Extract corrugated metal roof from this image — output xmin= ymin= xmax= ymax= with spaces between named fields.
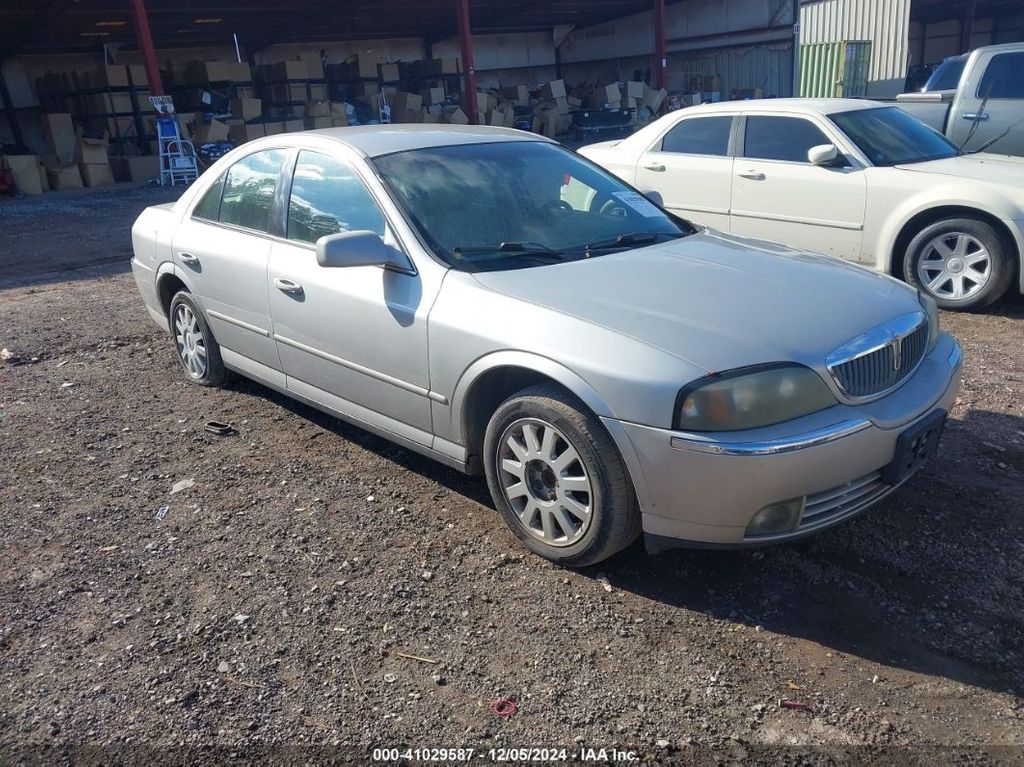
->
xmin=799 ymin=0 xmax=911 ymax=85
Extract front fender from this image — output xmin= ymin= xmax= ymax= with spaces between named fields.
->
xmin=447 ymin=350 xmax=614 ymax=446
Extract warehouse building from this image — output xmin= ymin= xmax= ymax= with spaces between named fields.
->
xmin=0 ymin=0 xmax=805 ymax=195
xmin=799 ymin=0 xmax=1024 ymax=98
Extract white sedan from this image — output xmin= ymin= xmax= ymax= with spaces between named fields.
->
xmin=579 ymin=98 xmax=1024 ymax=310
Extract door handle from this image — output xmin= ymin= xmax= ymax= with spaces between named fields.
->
xmin=179 ymin=252 xmax=200 ymax=266
xmin=738 ymin=171 xmax=766 ymax=180
xmin=643 ymin=163 xmax=667 ymax=172
xmin=273 ymin=278 xmax=303 ymax=295
xmin=962 ymin=112 xmax=989 ymax=121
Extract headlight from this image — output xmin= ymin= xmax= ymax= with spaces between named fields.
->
xmin=917 ymin=290 xmax=940 ymax=351
xmin=675 ymin=364 xmax=836 ymax=432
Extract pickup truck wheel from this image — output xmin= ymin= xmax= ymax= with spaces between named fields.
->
xmin=483 ymin=384 xmax=641 ymax=567
xmin=168 ymin=291 xmax=230 ymax=387
xmin=904 ymin=217 xmax=1013 ymax=310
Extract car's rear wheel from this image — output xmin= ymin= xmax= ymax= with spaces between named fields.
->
xmin=904 ymin=217 xmax=1014 ymax=311
xmin=168 ymin=291 xmax=230 ymax=387
xmin=483 ymin=384 xmax=641 ymax=567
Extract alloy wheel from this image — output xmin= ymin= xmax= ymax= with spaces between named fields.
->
xmin=917 ymin=232 xmax=991 ymax=301
xmin=173 ymin=304 xmax=208 ymax=379
xmin=497 ymin=418 xmax=593 ymax=547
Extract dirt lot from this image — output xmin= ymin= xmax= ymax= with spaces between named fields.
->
xmin=1 ymin=186 xmax=1023 ymax=762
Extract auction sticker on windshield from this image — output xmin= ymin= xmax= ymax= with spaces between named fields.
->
xmin=612 ymin=191 xmax=664 ymax=217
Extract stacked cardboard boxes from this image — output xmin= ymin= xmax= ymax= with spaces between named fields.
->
xmin=75 ymin=136 xmax=114 ymax=187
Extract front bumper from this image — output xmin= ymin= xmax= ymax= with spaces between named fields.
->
xmin=603 ymin=333 xmax=963 ymax=549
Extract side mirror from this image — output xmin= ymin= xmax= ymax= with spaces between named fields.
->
xmin=808 ymin=143 xmax=841 ymax=166
xmin=316 ymin=230 xmax=412 ymax=271
xmin=642 ymin=190 xmax=664 ymax=207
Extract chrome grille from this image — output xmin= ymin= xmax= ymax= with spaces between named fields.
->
xmin=798 ymin=470 xmax=893 ymax=532
xmin=828 ymin=317 xmax=929 ymax=399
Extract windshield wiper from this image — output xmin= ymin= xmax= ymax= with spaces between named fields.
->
xmin=453 ymin=241 xmax=566 ymax=260
xmin=581 ymin=231 xmax=688 ymax=255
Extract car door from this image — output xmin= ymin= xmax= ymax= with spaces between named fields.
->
xmin=949 ymin=50 xmax=1024 ymax=156
xmin=633 ymin=114 xmax=735 ymax=230
xmin=267 ymin=149 xmax=435 ymax=444
xmin=171 ymin=148 xmax=289 ymax=374
xmin=730 ymin=114 xmax=868 ymax=262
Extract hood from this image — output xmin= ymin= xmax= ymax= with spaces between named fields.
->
xmin=472 ymin=230 xmax=922 ymax=374
xmin=895 ymin=153 xmax=1024 ymax=187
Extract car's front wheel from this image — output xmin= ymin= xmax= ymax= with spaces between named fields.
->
xmin=904 ymin=217 xmax=1014 ymax=311
xmin=168 ymin=291 xmax=230 ymax=386
xmin=483 ymin=384 xmax=641 ymax=567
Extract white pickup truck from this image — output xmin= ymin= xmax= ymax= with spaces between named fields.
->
xmin=896 ymin=43 xmax=1024 ymax=157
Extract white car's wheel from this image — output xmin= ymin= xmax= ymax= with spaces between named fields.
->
xmin=483 ymin=384 xmax=641 ymax=567
xmin=168 ymin=292 xmax=231 ymax=387
xmin=904 ymin=217 xmax=1014 ymax=311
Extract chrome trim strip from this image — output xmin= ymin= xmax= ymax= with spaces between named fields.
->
xmin=669 ymin=418 xmax=872 ymax=456
xmin=947 ymin=340 xmax=962 ymax=369
xmin=667 ymin=203 xmax=730 ymax=216
xmin=272 ymin=333 xmax=448 ymax=404
xmin=206 ymin=310 xmax=272 ymax=338
xmin=730 ymin=209 xmax=863 ymax=231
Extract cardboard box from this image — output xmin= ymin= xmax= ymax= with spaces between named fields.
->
xmin=379 ymin=62 xmax=400 ymax=82
xmin=175 ymin=113 xmax=196 ymax=139
xmin=501 ymin=85 xmax=530 ymax=105
xmin=234 ymin=121 xmax=266 ymax=142
xmin=79 ymin=162 xmax=114 ymax=187
xmin=3 ymin=155 xmax=44 ymax=195
xmin=100 ymin=64 xmax=129 ymax=88
xmin=228 ymin=61 xmax=252 ymax=82
xmin=264 ymin=121 xmax=284 ymax=136
xmin=283 ymin=118 xmax=304 ymax=132
xmin=429 ymin=57 xmax=460 ymax=75
xmin=554 ymin=97 xmax=570 ymax=115
xmin=275 ymin=60 xmax=308 ymax=81
xmin=421 ymin=86 xmax=446 ymax=105
xmin=231 ymin=97 xmax=262 ymax=121
xmin=309 ymin=83 xmax=327 ymax=100
xmin=301 ymin=54 xmax=324 ymax=79
xmin=348 ymin=54 xmax=380 ymax=80
xmin=626 ymin=81 xmax=645 ymax=99
xmin=307 ymin=115 xmax=333 ymax=129
xmin=443 ymin=107 xmax=469 ymax=125
xmin=46 ymin=164 xmax=83 ymax=190
xmin=42 ymin=113 xmax=75 ymax=164
xmin=421 ymin=105 xmax=444 ymax=123
xmin=128 ymin=64 xmax=148 ymax=86
xmin=602 ymin=83 xmax=622 ymax=103
xmin=306 ymin=99 xmax=331 ymax=117
xmin=539 ymin=80 xmax=566 ymax=100
xmin=391 ymin=92 xmax=422 ymax=115
xmin=111 ymin=155 xmax=159 ymax=182
xmin=194 ymin=119 xmax=230 ymax=144
xmin=204 ymin=61 xmax=232 ymax=82
xmin=75 ymin=136 xmax=109 ymax=165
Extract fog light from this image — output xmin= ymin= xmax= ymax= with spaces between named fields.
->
xmin=746 ymin=498 xmax=805 ymax=537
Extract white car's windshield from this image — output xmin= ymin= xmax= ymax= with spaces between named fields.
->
xmin=829 ymin=107 xmax=959 ymax=166
xmin=373 ymin=141 xmax=693 ymax=272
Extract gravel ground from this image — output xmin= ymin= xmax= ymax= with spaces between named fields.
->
xmin=1 ymin=187 xmax=1023 ymax=763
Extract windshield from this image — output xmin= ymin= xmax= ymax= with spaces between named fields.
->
xmin=829 ymin=107 xmax=959 ymax=166
xmin=372 ymin=141 xmax=693 ymax=272
xmin=923 ymin=57 xmax=966 ymax=92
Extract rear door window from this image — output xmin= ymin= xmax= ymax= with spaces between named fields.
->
xmin=743 ymin=116 xmax=832 ymax=163
xmin=660 ymin=116 xmax=733 ymax=156
xmin=977 ymin=52 xmax=1024 ymax=99
xmin=218 ymin=149 xmax=289 ymax=233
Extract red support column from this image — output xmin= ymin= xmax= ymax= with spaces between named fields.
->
xmin=129 ymin=0 xmax=164 ymax=96
xmin=653 ymin=0 xmax=667 ymax=92
xmin=457 ymin=0 xmax=478 ymax=124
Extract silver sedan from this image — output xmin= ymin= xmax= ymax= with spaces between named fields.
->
xmin=130 ymin=126 xmax=962 ymax=566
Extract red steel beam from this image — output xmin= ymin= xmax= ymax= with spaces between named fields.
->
xmin=456 ymin=0 xmax=478 ymax=124
xmin=653 ymin=0 xmax=667 ymax=91
xmin=129 ymin=0 xmax=164 ymax=96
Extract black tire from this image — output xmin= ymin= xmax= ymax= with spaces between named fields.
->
xmin=903 ymin=217 xmax=1015 ymax=311
xmin=483 ymin=384 xmax=641 ymax=567
xmin=168 ymin=291 xmax=231 ymax=387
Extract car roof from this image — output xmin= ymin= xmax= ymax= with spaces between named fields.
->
xmin=682 ymin=98 xmax=889 ymax=116
xmin=303 ymin=124 xmax=550 ymax=158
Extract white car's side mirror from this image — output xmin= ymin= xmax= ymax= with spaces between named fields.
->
xmin=808 ymin=143 xmax=840 ymax=166
xmin=316 ymin=230 xmax=413 ymax=272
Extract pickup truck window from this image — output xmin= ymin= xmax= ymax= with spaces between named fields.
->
xmin=977 ymin=52 xmax=1024 ymax=99
xmin=829 ymin=107 xmax=957 ymax=166
xmin=924 ymin=57 xmax=966 ymax=92
xmin=744 ymin=116 xmax=831 ymax=163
